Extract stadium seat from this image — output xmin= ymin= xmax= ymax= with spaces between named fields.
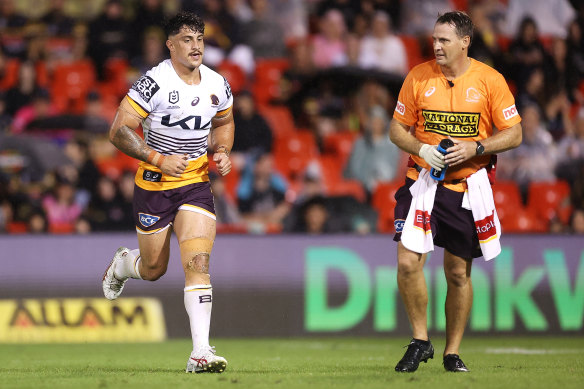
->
xmin=501 ymin=208 xmax=547 ymax=233
xmin=327 ymin=179 xmax=367 ymax=203
xmin=102 ymin=58 xmax=130 ymax=99
xmin=217 ymin=60 xmax=247 ymax=96
xmin=322 ymin=131 xmax=358 ymax=167
xmin=492 ymin=180 xmax=523 ymax=226
xmin=252 ymin=58 xmax=289 ymax=105
xmin=317 ymin=155 xmax=343 ymax=190
xmin=0 ymin=58 xmax=20 ymax=90
xmin=526 ymin=180 xmax=572 ymax=224
xmin=50 ymin=59 xmax=96 ymax=113
xmin=273 ymin=131 xmax=318 ymax=180
xmin=371 ymin=181 xmax=402 ymax=233
xmin=48 ymin=222 xmax=75 ymax=234
xmin=399 ymin=35 xmax=425 ymax=69
xmin=257 ymin=104 xmax=296 ymax=138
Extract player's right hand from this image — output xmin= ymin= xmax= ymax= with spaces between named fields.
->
xmin=160 ymin=154 xmax=189 ymax=178
xmin=419 ymin=143 xmax=445 ymax=170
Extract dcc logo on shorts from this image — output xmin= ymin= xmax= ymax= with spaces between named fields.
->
xmin=139 ymin=213 xmax=160 ymax=228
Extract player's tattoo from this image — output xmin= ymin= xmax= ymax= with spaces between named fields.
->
xmin=110 ymin=125 xmax=151 ymax=163
xmin=186 ymin=253 xmax=210 ymax=274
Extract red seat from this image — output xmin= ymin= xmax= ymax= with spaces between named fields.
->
xmin=322 ymin=131 xmax=358 ymax=168
xmin=317 ymin=155 xmax=343 ymax=191
xmin=371 ymin=181 xmax=402 ymax=233
xmin=50 ymin=59 xmax=96 ymax=113
xmin=102 ymin=58 xmax=130 ymax=98
xmin=0 ymin=58 xmax=20 ymax=90
xmin=526 ymin=181 xmax=572 ymax=224
xmin=252 ymin=58 xmax=289 ymax=105
xmin=492 ymin=180 xmax=524 ymax=226
xmin=327 ymin=179 xmax=366 ymax=203
xmin=273 ymin=131 xmax=318 ymax=180
xmin=257 ymin=104 xmax=296 ymax=138
xmin=398 ymin=35 xmax=424 ymax=69
xmin=217 ymin=60 xmax=246 ymax=96
xmin=501 ymin=208 xmax=547 ymax=233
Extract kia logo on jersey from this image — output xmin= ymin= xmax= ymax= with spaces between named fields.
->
xmin=169 ymin=90 xmax=179 ymax=104
xmin=138 ymin=213 xmax=160 ymax=228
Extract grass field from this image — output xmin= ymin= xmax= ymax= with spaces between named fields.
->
xmin=1 ymin=337 xmax=583 ymax=389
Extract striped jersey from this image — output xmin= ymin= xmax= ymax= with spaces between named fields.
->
xmin=393 ymin=58 xmax=521 ymax=190
xmin=126 ymin=60 xmax=233 ymax=191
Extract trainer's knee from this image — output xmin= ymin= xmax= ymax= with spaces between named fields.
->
xmin=444 ymin=267 xmax=470 ymax=288
xmin=141 ymin=262 xmax=168 ymax=281
xmin=180 ymin=237 xmax=213 ymax=275
xmin=397 ymin=256 xmax=424 ymax=277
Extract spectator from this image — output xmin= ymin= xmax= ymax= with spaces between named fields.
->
xmin=10 ymin=88 xmax=58 ymax=134
xmin=0 ymin=91 xmax=11 ymax=132
xmin=498 ymin=104 xmax=558 ymax=201
xmin=311 ymin=9 xmax=349 ymax=69
xmin=344 ymin=105 xmax=401 ymax=195
xmin=400 ymin=0 xmax=454 ymax=36
xmin=357 ymin=10 xmax=407 ymax=75
xmin=556 ymin=107 xmax=584 ymax=194
xmin=468 ymin=3 xmax=504 ymax=69
xmin=566 ymin=20 xmax=584 ymax=104
xmin=232 ymin=90 xmax=273 ymax=156
xmin=130 ymin=26 xmax=166 ymax=76
xmin=0 ymin=0 xmax=28 ymax=58
xmin=236 ymin=153 xmax=290 ymax=229
xmin=27 ymin=208 xmax=47 ymax=233
xmin=41 ymin=173 xmax=83 ymax=231
xmin=84 ymin=175 xmax=132 ymax=231
xmin=569 ymin=208 xmax=584 ymax=234
xmin=87 ymin=0 xmax=130 ymax=80
xmin=290 ymin=195 xmax=333 ymax=234
xmin=39 ymin=0 xmax=75 ymax=37
xmin=5 ymin=60 xmax=41 ymax=116
xmin=62 ymin=137 xmax=101 ymax=205
xmin=130 ymin=0 xmax=167 ymax=59
xmin=209 ymin=170 xmax=241 ymax=225
xmin=504 ymin=0 xmax=575 ymax=38
xmin=506 ymin=16 xmax=547 ymax=89
xmin=239 ymin=0 xmax=286 ymax=60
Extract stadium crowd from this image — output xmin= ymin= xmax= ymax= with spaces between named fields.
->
xmin=0 ymin=0 xmax=583 ymax=235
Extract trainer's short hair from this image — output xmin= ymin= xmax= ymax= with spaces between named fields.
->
xmin=164 ymin=11 xmax=205 ymax=38
xmin=436 ymin=11 xmax=474 ymax=45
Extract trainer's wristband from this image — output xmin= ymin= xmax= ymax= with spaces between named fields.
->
xmin=215 ymin=145 xmax=230 ymax=156
xmin=147 ymin=150 xmax=166 ymax=168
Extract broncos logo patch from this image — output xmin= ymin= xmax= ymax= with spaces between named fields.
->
xmin=139 ymin=213 xmax=160 ymax=228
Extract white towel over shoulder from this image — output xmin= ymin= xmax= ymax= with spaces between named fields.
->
xmin=401 ymin=169 xmax=438 ymax=254
xmin=462 ymin=168 xmax=501 ymax=261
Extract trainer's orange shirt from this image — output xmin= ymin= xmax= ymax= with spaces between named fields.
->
xmin=393 ymin=58 xmax=521 ymax=190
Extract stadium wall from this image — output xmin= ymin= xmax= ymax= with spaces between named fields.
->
xmin=0 ymin=234 xmax=582 ymax=340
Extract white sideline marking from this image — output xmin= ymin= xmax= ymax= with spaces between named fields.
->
xmin=485 ymin=348 xmax=584 ymax=355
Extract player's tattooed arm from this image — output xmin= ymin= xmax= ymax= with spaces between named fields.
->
xmin=108 ymin=98 xmax=188 ymax=177
xmin=109 ymin=124 xmax=151 ymax=162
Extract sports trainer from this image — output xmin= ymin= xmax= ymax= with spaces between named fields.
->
xmin=390 ymin=11 xmax=522 ymax=372
xmin=102 ymin=12 xmax=233 ymax=373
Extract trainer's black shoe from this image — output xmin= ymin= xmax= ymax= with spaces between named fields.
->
xmin=395 ymin=339 xmax=434 ymax=372
xmin=443 ymin=354 xmax=469 ymax=372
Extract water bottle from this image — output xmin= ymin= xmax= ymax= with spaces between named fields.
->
xmin=430 ymin=139 xmax=454 ymax=181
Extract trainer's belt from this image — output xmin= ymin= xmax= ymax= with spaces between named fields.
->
xmin=412 ymin=163 xmax=466 ymax=185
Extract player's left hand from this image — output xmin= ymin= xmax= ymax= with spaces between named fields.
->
xmin=443 ymin=138 xmax=477 ymax=167
xmin=213 ymin=151 xmax=232 ymax=176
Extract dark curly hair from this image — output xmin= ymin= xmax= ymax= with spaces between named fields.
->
xmin=164 ymin=11 xmax=205 ymax=38
xmin=436 ymin=11 xmax=474 ymax=45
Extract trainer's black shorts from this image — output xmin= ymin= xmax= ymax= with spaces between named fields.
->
xmin=393 ymin=178 xmax=482 ymax=259
xmin=133 ymin=181 xmax=216 ymax=234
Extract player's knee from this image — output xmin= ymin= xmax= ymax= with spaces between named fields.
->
xmin=180 ymin=237 xmax=213 ymax=276
xmin=141 ymin=262 xmax=168 ymax=281
xmin=184 ymin=252 xmax=210 ymax=275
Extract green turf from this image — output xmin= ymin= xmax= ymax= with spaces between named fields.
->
xmin=1 ymin=337 xmax=583 ymax=389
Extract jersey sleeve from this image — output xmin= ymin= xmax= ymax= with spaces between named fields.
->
xmin=215 ymin=77 xmax=234 ymax=117
xmin=489 ymin=72 xmax=521 ymax=130
xmin=127 ymin=70 xmax=162 ymax=118
xmin=393 ymin=70 xmax=418 ymax=126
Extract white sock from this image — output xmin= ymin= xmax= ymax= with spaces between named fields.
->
xmin=114 ymin=249 xmax=142 ymax=280
xmin=184 ymin=284 xmax=212 ymax=351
